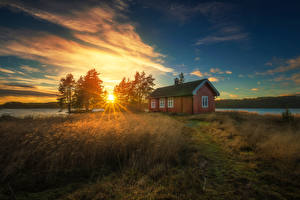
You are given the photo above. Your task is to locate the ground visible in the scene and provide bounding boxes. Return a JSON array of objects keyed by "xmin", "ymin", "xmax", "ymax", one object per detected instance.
[{"xmin": 0, "ymin": 112, "xmax": 299, "ymax": 200}]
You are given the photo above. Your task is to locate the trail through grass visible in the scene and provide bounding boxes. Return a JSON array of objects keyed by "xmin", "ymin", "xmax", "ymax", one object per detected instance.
[{"xmin": 184, "ymin": 118, "xmax": 300, "ymax": 200}]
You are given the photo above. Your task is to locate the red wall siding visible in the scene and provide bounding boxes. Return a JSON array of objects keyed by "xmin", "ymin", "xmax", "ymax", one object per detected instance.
[
  {"xmin": 193, "ymin": 82, "xmax": 215, "ymax": 114},
  {"xmin": 148, "ymin": 98, "xmax": 159, "ymax": 112}
]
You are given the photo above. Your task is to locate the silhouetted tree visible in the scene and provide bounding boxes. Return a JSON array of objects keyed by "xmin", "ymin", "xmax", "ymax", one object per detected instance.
[
  {"xmin": 114, "ymin": 77, "xmax": 132, "ymax": 105},
  {"xmin": 58, "ymin": 73, "xmax": 75, "ymax": 113},
  {"xmin": 132, "ymin": 71, "xmax": 155, "ymax": 106},
  {"xmin": 82, "ymin": 69, "xmax": 104, "ymax": 110},
  {"xmin": 179, "ymin": 72, "xmax": 184, "ymax": 84},
  {"xmin": 72, "ymin": 76, "xmax": 85, "ymax": 110},
  {"xmin": 114, "ymin": 71, "xmax": 154, "ymax": 109}
]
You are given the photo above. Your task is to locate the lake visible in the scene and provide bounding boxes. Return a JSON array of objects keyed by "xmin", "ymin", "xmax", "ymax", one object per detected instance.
[
  {"xmin": 0, "ymin": 108, "xmax": 300, "ymax": 118},
  {"xmin": 216, "ymin": 108, "xmax": 300, "ymax": 115}
]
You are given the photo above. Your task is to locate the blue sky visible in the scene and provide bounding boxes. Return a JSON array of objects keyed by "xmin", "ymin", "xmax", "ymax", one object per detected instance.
[{"xmin": 0, "ymin": 0, "xmax": 300, "ymax": 103}]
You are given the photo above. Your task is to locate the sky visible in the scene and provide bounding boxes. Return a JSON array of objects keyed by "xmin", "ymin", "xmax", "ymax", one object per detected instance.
[{"xmin": 0, "ymin": 0, "xmax": 300, "ymax": 103}]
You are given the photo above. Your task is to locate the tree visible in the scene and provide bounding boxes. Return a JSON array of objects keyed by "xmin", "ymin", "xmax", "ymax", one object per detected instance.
[
  {"xmin": 82, "ymin": 69, "xmax": 104, "ymax": 110},
  {"xmin": 72, "ymin": 76, "xmax": 85, "ymax": 110},
  {"xmin": 131, "ymin": 71, "xmax": 155, "ymax": 106},
  {"xmin": 114, "ymin": 71, "xmax": 155, "ymax": 109},
  {"xmin": 179, "ymin": 72, "xmax": 184, "ymax": 84},
  {"xmin": 58, "ymin": 73, "xmax": 75, "ymax": 113},
  {"xmin": 114, "ymin": 77, "xmax": 132, "ymax": 105}
]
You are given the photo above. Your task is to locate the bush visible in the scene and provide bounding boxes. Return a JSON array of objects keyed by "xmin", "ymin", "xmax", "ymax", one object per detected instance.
[{"xmin": 282, "ymin": 108, "xmax": 294, "ymax": 122}]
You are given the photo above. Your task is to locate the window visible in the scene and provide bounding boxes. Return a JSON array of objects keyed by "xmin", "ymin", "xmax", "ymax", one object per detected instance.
[
  {"xmin": 151, "ymin": 99, "xmax": 156, "ymax": 108},
  {"xmin": 167, "ymin": 97, "xmax": 174, "ymax": 108},
  {"xmin": 159, "ymin": 98, "xmax": 165, "ymax": 108},
  {"xmin": 202, "ymin": 96, "xmax": 208, "ymax": 108}
]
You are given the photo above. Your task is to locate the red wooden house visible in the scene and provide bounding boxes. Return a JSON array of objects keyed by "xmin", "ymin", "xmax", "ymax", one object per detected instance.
[{"xmin": 148, "ymin": 79, "xmax": 220, "ymax": 114}]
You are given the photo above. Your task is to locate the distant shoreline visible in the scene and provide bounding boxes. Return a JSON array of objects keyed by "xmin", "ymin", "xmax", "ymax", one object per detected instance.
[{"xmin": 1, "ymin": 95, "xmax": 300, "ymax": 109}]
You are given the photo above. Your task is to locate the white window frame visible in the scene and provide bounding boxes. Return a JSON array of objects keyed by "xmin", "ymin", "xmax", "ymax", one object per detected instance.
[
  {"xmin": 202, "ymin": 96, "xmax": 208, "ymax": 108},
  {"xmin": 159, "ymin": 98, "xmax": 165, "ymax": 108},
  {"xmin": 167, "ymin": 97, "xmax": 174, "ymax": 108},
  {"xmin": 151, "ymin": 99, "xmax": 156, "ymax": 108}
]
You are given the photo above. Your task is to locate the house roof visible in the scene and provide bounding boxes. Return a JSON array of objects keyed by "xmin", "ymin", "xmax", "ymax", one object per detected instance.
[{"xmin": 149, "ymin": 79, "xmax": 220, "ymax": 98}]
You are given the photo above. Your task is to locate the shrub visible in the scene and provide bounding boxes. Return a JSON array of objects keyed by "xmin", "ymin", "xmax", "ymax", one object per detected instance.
[{"xmin": 282, "ymin": 108, "xmax": 294, "ymax": 122}]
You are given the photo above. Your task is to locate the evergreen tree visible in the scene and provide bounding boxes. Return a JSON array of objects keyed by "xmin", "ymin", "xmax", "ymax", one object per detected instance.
[{"xmin": 58, "ymin": 73, "xmax": 75, "ymax": 113}]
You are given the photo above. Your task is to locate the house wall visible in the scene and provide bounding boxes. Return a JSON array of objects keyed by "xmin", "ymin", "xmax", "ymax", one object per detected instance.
[
  {"xmin": 149, "ymin": 96, "xmax": 193, "ymax": 114},
  {"xmin": 182, "ymin": 96, "xmax": 193, "ymax": 114},
  {"xmin": 193, "ymin": 82, "xmax": 216, "ymax": 113},
  {"xmin": 148, "ymin": 98, "xmax": 159, "ymax": 112}
]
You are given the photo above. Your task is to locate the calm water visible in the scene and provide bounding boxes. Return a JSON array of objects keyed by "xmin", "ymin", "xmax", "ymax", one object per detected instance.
[
  {"xmin": 1, "ymin": 108, "xmax": 300, "ymax": 118},
  {"xmin": 216, "ymin": 108, "xmax": 300, "ymax": 115},
  {"xmin": 0, "ymin": 108, "xmax": 68, "ymax": 118}
]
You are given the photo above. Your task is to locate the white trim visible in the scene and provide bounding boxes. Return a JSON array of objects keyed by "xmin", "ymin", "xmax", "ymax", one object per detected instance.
[
  {"xmin": 151, "ymin": 99, "xmax": 156, "ymax": 108},
  {"xmin": 192, "ymin": 79, "xmax": 220, "ymax": 96},
  {"xmin": 167, "ymin": 97, "xmax": 174, "ymax": 108},
  {"xmin": 202, "ymin": 96, "xmax": 208, "ymax": 108},
  {"xmin": 159, "ymin": 98, "xmax": 165, "ymax": 108}
]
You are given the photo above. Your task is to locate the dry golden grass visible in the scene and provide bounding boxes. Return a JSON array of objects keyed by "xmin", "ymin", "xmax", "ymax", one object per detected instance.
[
  {"xmin": 0, "ymin": 112, "xmax": 184, "ymax": 184},
  {"xmin": 186, "ymin": 111, "xmax": 300, "ymax": 166}
]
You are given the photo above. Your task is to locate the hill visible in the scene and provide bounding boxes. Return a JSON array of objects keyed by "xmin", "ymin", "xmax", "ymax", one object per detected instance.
[
  {"xmin": 216, "ymin": 95, "xmax": 300, "ymax": 108},
  {"xmin": 0, "ymin": 102, "xmax": 59, "ymax": 109}
]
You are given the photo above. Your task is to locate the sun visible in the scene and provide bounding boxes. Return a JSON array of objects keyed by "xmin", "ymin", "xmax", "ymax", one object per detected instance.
[{"xmin": 107, "ymin": 94, "xmax": 115, "ymax": 103}]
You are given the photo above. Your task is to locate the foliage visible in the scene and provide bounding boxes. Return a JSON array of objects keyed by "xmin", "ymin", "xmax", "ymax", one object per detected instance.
[
  {"xmin": 114, "ymin": 71, "xmax": 155, "ymax": 108},
  {"xmin": 282, "ymin": 108, "xmax": 294, "ymax": 122},
  {"xmin": 178, "ymin": 72, "xmax": 184, "ymax": 84},
  {"xmin": 58, "ymin": 74, "xmax": 75, "ymax": 112},
  {"xmin": 58, "ymin": 69, "xmax": 104, "ymax": 111}
]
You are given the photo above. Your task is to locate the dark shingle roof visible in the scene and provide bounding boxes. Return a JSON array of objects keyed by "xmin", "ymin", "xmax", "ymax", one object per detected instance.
[{"xmin": 150, "ymin": 79, "xmax": 219, "ymax": 98}]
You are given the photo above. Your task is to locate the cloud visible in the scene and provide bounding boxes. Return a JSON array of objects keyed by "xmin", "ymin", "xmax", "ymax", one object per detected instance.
[
  {"xmin": 238, "ymin": 74, "xmax": 244, "ymax": 78},
  {"xmin": 0, "ymin": 89, "xmax": 56, "ymax": 97},
  {"xmin": 194, "ymin": 57, "xmax": 200, "ymax": 61},
  {"xmin": 0, "ymin": 67, "xmax": 15, "ymax": 74},
  {"xmin": 0, "ymin": 0, "xmax": 174, "ymax": 99},
  {"xmin": 190, "ymin": 70, "xmax": 203, "ymax": 77},
  {"xmin": 3, "ymin": 83, "xmax": 35, "ymax": 88},
  {"xmin": 21, "ymin": 65, "xmax": 40, "ymax": 72},
  {"xmin": 273, "ymin": 72, "xmax": 300, "ymax": 84},
  {"xmin": 208, "ymin": 77, "xmax": 219, "ymax": 82},
  {"xmin": 220, "ymin": 91, "xmax": 239, "ymax": 99},
  {"xmin": 291, "ymin": 73, "xmax": 300, "ymax": 84},
  {"xmin": 265, "ymin": 62, "xmax": 272, "ymax": 66},
  {"xmin": 257, "ymin": 56, "xmax": 300, "ymax": 75},
  {"xmin": 196, "ymin": 33, "xmax": 248, "ymax": 45},
  {"xmin": 210, "ymin": 68, "xmax": 221, "ymax": 73},
  {"xmin": 210, "ymin": 68, "xmax": 232, "ymax": 74},
  {"xmin": 251, "ymin": 88, "xmax": 259, "ymax": 91},
  {"xmin": 165, "ymin": 1, "xmax": 231, "ymax": 23},
  {"xmin": 235, "ymin": 88, "xmax": 239, "ymax": 90}
]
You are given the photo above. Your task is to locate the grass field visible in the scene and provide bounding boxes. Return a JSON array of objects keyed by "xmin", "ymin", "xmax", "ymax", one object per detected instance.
[{"xmin": 0, "ymin": 111, "xmax": 299, "ymax": 199}]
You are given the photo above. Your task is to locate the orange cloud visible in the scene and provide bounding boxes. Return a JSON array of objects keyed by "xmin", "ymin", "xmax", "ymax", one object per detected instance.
[
  {"xmin": 251, "ymin": 88, "xmax": 259, "ymax": 91},
  {"xmin": 257, "ymin": 56, "xmax": 300, "ymax": 75},
  {"xmin": 0, "ymin": 67, "xmax": 15, "ymax": 74},
  {"xmin": 208, "ymin": 77, "xmax": 219, "ymax": 82},
  {"xmin": 190, "ymin": 70, "xmax": 203, "ymax": 77}
]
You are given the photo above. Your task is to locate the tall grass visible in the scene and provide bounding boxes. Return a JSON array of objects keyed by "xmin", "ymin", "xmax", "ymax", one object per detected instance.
[
  {"xmin": 0, "ymin": 113, "xmax": 184, "ymax": 188},
  {"xmin": 187, "ymin": 112, "xmax": 300, "ymax": 168}
]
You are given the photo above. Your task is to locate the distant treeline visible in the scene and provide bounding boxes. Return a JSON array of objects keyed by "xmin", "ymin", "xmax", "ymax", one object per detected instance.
[
  {"xmin": 216, "ymin": 95, "xmax": 300, "ymax": 108},
  {"xmin": 0, "ymin": 102, "xmax": 58, "ymax": 109}
]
